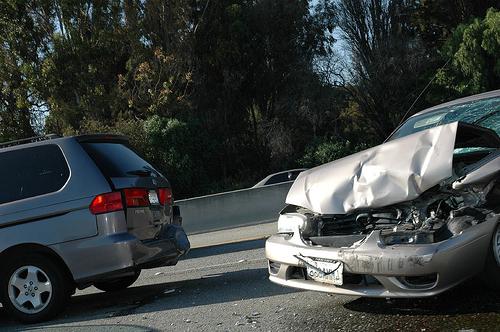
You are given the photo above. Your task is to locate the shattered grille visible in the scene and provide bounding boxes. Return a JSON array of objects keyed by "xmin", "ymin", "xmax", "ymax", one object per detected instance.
[{"xmin": 319, "ymin": 217, "xmax": 361, "ymax": 236}]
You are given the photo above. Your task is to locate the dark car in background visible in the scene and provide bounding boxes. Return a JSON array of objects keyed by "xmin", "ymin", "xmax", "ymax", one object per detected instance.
[{"xmin": 0, "ymin": 134, "xmax": 190, "ymax": 323}]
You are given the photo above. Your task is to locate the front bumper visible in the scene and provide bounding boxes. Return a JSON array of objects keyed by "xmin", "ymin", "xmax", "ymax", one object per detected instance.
[
  {"xmin": 50, "ymin": 212, "xmax": 190, "ymax": 286},
  {"xmin": 266, "ymin": 214, "xmax": 498, "ymax": 298}
]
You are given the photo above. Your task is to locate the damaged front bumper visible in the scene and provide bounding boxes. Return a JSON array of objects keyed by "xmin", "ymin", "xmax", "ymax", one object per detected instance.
[{"xmin": 265, "ymin": 213, "xmax": 498, "ymax": 298}]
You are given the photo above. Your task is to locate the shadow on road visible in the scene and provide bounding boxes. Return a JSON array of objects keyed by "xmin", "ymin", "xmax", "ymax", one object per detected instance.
[
  {"xmin": 282, "ymin": 279, "xmax": 500, "ymax": 332},
  {"xmin": 183, "ymin": 239, "xmax": 266, "ymax": 260},
  {"xmin": 0, "ymin": 267, "xmax": 299, "ymax": 329},
  {"xmin": 343, "ymin": 278, "xmax": 500, "ymax": 316}
]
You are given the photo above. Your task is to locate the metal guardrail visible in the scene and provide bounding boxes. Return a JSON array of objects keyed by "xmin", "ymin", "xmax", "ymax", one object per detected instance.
[{"xmin": 176, "ymin": 181, "xmax": 293, "ymax": 235}]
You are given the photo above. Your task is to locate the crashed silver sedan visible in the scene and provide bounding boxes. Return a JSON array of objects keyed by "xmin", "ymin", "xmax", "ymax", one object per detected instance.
[{"xmin": 266, "ymin": 90, "xmax": 500, "ymax": 297}]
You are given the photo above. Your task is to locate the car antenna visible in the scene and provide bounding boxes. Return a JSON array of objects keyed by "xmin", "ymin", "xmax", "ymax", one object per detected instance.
[{"xmin": 396, "ymin": 58, "xmax": 451, "ymax": 127}]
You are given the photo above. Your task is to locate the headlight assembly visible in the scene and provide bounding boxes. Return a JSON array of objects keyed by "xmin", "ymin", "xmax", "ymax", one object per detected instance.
[{"xmin": 277, "ymin": 213, "xmax": 307, "ymax": 234}]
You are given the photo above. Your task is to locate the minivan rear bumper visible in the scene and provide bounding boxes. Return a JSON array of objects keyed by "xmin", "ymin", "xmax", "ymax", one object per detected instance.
[{"xmin": 49, "ymin": 212, "xmax": 190, "ymax": 287}]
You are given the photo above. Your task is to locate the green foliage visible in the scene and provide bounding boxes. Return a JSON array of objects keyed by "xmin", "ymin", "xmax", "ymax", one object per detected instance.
[
  {"xmin": 143, "ymin": 116, "xmax": 208, "ymax": 197},
  {"xmin": 436, "ymin": 8, "xmax": 500, "ymax": 95},
  {"xmin": 414, "ymin": 0, "xmax": 499, "ymax": 51},
  {"xmin": 0, "ymin": 0, "xmax": 46, "ymax": 140},
  {"xmin": 78, "ymin": 117, "xmax": 148, "ymax": 155},
  {"xmin": 42, "ymin": 0, "xmax": 137, "ymax": 132},
  {"xmin": 300, "ymin": 137, "xmax": 369, "ymax": 168}
]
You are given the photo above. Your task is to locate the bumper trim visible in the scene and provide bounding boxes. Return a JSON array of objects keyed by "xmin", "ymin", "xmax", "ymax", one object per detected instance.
[{"xmin": 52, "ymin": 224, "xmax": 190, "ymax": 286}]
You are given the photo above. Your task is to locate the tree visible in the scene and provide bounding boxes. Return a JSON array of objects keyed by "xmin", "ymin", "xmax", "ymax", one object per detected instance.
[
  {"xmin": 411, "ymin": 0, "xmax": 499, "ymax": 105},
  {"xmin": 0, "ymin": 0, "xmax": 50, "ymax": 141},
  {"xmin": 116, "ymin": 0, "xmax": 194, "ymax": 119},
  {"xmin": 42, "ymin": 0, "xmax": 133, "ymax": 133},
  {"xmin": 435, "ymin": 8, "xmax": 500, "ymax": 96},
  {"xmin": 336, "ymin": 0, "xmax": 429, "ymax": 141},
  {"xmin": 414, "ymin": 0, "xmax": 499, "ymax": 52},
  {"xmin": 192, "ymin": 0, "xmax": 337, "ymax": 177}
]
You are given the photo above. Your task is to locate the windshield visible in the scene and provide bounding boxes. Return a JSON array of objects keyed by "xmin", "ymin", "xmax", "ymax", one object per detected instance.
[{"xmin": 390, "ymin": 96, "xmax": 500, "ymax": 141}]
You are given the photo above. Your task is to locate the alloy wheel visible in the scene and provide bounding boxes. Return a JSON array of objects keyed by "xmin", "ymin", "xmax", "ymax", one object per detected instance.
[
  {"xmin": 7, "ymin": 265, "xmax": 53, "ymax": 314},
  {"xmin": 494, "ymin": 225, "xmax": 500, "ymax": 266}
]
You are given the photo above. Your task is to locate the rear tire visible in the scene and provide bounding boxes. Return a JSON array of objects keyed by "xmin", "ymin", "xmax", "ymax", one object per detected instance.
[
  {"xmin": 482, "ymin": 224, "xmax": 500, "ymax": 290},
  {"xmin": 94, "ymin": 270, "xmax": 141, "ymax": 292},
  {"xmin": 0, "ymin": 254, "xmax": 71, "ymax": 323}
]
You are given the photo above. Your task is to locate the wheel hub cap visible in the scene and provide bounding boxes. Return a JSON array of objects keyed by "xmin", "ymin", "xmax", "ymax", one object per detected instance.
[
  {"xmin": 8, "ymin": 265, "xmax": 52, "ymax": 314},
  {"xmin": 494, "ymin": 226, "xmax": 500, "ymax": 266}
]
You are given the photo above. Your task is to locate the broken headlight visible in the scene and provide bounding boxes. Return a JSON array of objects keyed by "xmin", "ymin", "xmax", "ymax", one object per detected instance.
[{"xmin": 277, "ymin": 213, "xmax": 315, "ymax": 235}]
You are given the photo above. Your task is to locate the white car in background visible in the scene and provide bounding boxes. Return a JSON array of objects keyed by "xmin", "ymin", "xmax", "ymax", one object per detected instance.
[{"xmin": 253, "ymin": 169, "xmax": 307, "ymax": 187}]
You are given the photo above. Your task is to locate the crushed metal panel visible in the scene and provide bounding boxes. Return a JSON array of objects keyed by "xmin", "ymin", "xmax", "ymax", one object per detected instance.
[{"xmin": 286, "ymin": 122, "xmax": 458, "ymax": 215}]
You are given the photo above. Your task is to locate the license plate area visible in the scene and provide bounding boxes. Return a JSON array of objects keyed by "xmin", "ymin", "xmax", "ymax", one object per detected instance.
[
  {"xmin": 298, "ymin": 255, "xmax": 343, "ymax": 285},
  {"xmin": 148, "ymin": 190, "xmax": 159, "ymax": 205}
]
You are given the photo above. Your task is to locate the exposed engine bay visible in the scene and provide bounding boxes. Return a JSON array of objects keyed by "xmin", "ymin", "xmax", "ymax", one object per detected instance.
[{"xmin": 287, "ymin": 179, "xmax": 498, "ymax": 247}]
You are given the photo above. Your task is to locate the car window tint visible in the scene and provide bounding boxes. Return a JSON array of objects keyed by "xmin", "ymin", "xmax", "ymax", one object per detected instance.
[
  {"xmin": 390, "ymin": 96, "xmax": 500, "ymax": 140},
  {"xmin": 0, "ymin": 145, "xmax": 70, "ymax": 204},
  {"xmin": 82, "ymin": 142, "xmax": 159, "ymax": 178},
  {"xmin": 289, "ymin": 171, "xmax": 302, "ymax": 181}
]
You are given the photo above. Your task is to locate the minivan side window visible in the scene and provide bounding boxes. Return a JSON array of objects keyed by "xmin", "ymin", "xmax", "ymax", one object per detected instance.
[{"xmin": 0, "ymin": 145, "xmax": 70, "ymax": 204}]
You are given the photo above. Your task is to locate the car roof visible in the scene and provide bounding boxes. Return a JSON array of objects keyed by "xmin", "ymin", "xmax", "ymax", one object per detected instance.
[
  {"xmin": 0, "ymin": 133, "xmax": 129, "ymax": 152},
  {"xmin": 410, "ymin": 89, "xmax": 500, "ymax": 118},
  {"xmin": 75, "ymin": 134, "xmax": 129, "ymax": 144}
]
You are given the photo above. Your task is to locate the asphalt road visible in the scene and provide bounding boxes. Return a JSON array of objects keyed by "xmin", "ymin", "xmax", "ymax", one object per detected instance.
[{"xmin": 1, "ymin": 239, "xmax": 500, "ymax": 332}]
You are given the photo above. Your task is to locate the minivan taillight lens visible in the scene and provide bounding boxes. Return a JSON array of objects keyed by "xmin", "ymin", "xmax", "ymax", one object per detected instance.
[
  {"xmin": 124, "ymin": 188, "xmax": 150, "ymax": 207},
  {"xmin": 158, "ymin": 188, "xmax": 172, "ymax": 205},
  {"xmin": 89, "ymin": 192, "xmax": 123, "ymax": 215}
]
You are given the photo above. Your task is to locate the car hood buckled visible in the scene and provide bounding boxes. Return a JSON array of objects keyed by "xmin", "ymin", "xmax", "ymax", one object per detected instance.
[{"xmin": 286, "ymin": 122, "xmax": 459, "ymax": 214}]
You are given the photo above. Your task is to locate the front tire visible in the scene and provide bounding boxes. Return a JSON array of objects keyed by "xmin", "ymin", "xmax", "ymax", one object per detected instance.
[
  {"xmin": 94, "ymin": 270, "xmax": 141, "ymax": 292},
  {"xmin": 0, "ymin": 254, "xmax": 71, "ymax": 323},
  {"xmin": 482, "ymin": 224, "xmax": 500, "ymax": 290}
]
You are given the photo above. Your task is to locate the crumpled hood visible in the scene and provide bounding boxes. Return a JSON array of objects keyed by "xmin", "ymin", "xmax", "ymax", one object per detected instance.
[{"xmin": 286, "ymin": 122, "xmax": 458, "ymax": 214}]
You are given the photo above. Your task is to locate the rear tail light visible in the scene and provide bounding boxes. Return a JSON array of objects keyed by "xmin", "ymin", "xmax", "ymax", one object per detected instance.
[
  {"xmin": 158, "ymin": 188, "xmax": 173, "ymax": 205},
  {"xmin": 90, "ymin": 187, "xmax": 168, "ymax": 214},
  {"xmin": 123, "ymin": 188, "xmax": 150, "ymax": 207},
  {"xmin": 89, "ymin": 192, "xmax": 123, "ymax": 215}
]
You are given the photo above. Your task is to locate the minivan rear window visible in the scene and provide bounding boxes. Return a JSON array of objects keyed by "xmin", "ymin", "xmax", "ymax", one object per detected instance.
[
  {"xmin": 0, "ymin": 145, "xmax": 70, "ymax": 204},
  {"xmin": 81, "ymin": 143, "xmax": 160, "ymax": 178}
]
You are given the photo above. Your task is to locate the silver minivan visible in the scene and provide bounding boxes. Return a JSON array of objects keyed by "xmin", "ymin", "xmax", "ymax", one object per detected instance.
[{"xmin": 0, "ymin": 134, "xmax": 190, "ymax": 323}]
